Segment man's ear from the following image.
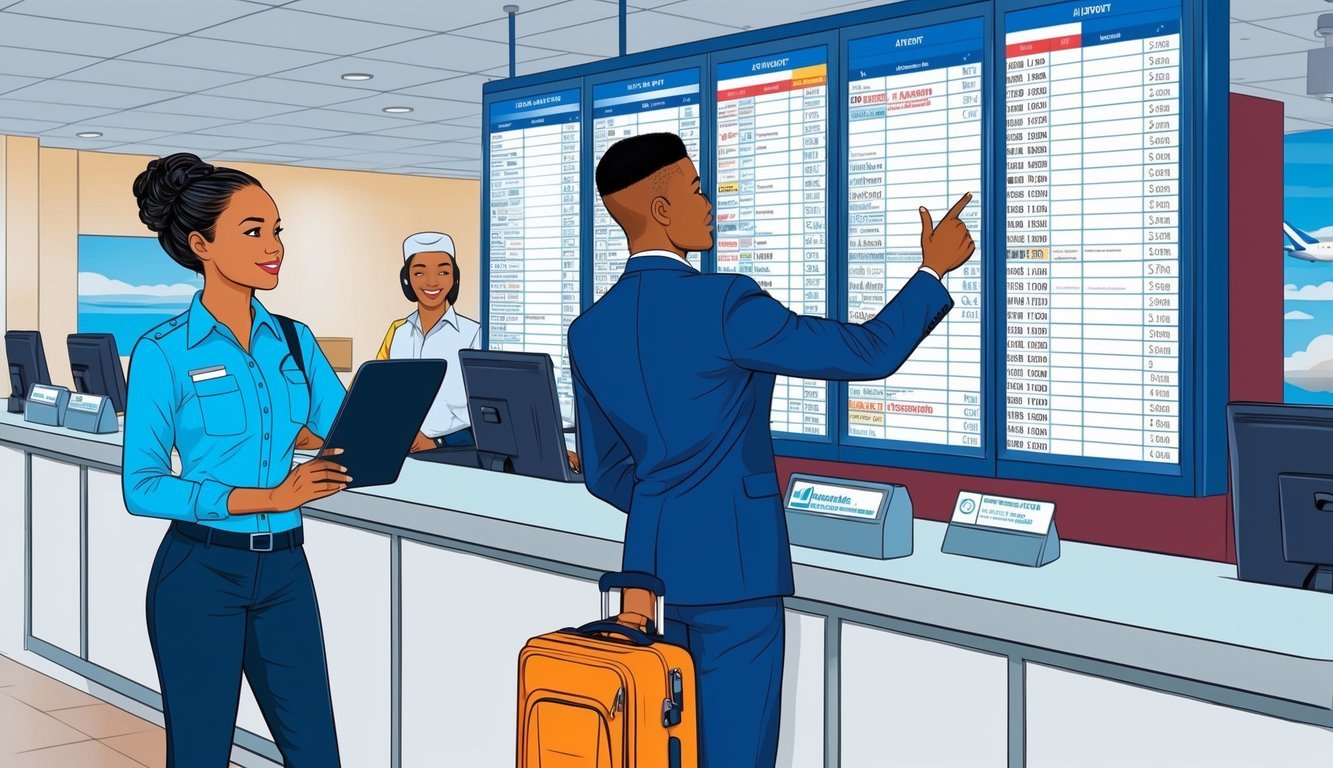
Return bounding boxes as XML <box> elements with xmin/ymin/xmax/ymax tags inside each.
<box><xmin>650</xmin><ymin>196</ymin><xmax>670</xmax><ymax>228</ymax></box>
<box><xmin>188</xmin><ymin>232</ymin><xmax>211</xmax><ymax>262</ymax></box>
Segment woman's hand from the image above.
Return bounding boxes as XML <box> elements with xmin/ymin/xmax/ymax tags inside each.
<box><xmin>410</xmin><ymin>431</ymin><xmax>436</xmax><ymax>453</ymax></box>
<box><xmin>267</xmin><ymin>448</ymin><xmax>351</xmax><ymax>509</ymax></box>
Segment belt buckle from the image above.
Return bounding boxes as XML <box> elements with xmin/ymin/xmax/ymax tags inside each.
<box><xmin>249</xmin><ymin>532</ymin><xmax>274</xmax><ymax>552</ymax></box>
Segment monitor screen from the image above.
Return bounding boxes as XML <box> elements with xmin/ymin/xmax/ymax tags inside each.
<box><xmin>4</xmin><ymin>330</ymin><xmax>52</xmax><ymax>403</ymax></box>
<box><xmin>459</xmin><ymin>349</ymin><xmax>576</xmax><ymax>483</ymax></box>
<box><xmin>67</xmin><ymin>333</ymin><xmax>127</xmax><ymax>414</ymax></box>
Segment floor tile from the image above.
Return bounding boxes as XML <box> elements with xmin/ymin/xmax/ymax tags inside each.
<box><xmin>99</xmin><ymin>729</ymin><xmax>164</xmax><ymax>768</ymax></box>
<box><xmin>9</xmin><ymin>738</ymin><xmax>146</xmax><ymax>768</ymax></box>
<box><xmin>0</xmin><ymin>692</ymin><xmax>95</xmax><ymax>754</ymax></box>
<box><xmin>1</xmin><ymin>666</ymin><xmax>101</xmax><ymax>712</ymax></box>
<box><xmin>50</xmin><ymin>701</ymin><xmax>158</xmax><ymax>739</ymax></box>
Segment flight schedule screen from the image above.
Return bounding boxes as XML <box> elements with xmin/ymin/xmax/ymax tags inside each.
<box><xmin>592</xmin><ymin>69</ymin><xmax>702</xmax><ymax>301</ymax></box>
<box><xmin>715</xmin><ymin>46</ymin><xmax>830</xmax><ymax>439</ymax></box>
<box><xmin>845</xmin><ymin>18</ymin><xmax>985</xmax><ymax>454</ymax></box>
<box><xmin>487</xmin><ymin>89</ymin><xmax>581</xmax><ymax>417</ymax></box>
<box><xmin>1003</xmin><ymin>0</ymin><xmax>1181</xmax><ymax>466</ymax></box>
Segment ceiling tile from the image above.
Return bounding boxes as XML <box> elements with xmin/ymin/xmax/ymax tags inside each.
<box><xmin>517</xmin><ymin>52</ymin><xmax>604</xmax><ymax>76</ymax></box>
<box><xmin>286</xmin><ymin>0</ymin><xmax>564</xmax><ymax>34</ymax></box>
<box><xmin>396</xmin><ymin>73</ymin><xmax>492</xmax><ymax>102</ymax></box>
<box><xmin>5</xmin><ymin>0</ymin><xmax>260</xmax><ymax>34</ymax></box>
<box><xmin>1231</xmin><ymin>1</ymin><xmax>1333</xmax><ymax>22</ymax></box>
<box><xmin>5</xmin><ymin>80</ymin><xmax>178</xmax><ymax>109</ymax></box>
<box><xmin>259</xmin><ymin>107</ymin><xmax>416</xmax><ymax>132</ymax></box>
<box><xmin>288</xmin><ymin>157</ymin><xmax>389</xmax><ymax>170</ymax></box>
<box><xmin>142</xmin><ymin>94</ymin><xmax>301</xmax><ymax>120</ymax></box>
<box><xmin>415</xmin><ymin>158</ymin><xmax>482</xmax><ymax>170</ymax></box>
<box><xmin>1250</xmin><ymin>12</ymin><xmax>1332</xmax><ymax>41</ymax></box>
<box><xmin>1230</xmin><ymin>21</ymin><xmax>1311</xmax><ymax>60</ymax></box>
<box><xmin>384</xmin><ymin>139</ymin><xmax>480</xmax><ymax>158</ymax></box>
<box><xmin>524</xmin><ymin>17</ymin><xmax>619</xmax><ymax>57</ymax></box>
<box><xmin>0</xmin><ymin>74</ymin><xmax>36</xmax><ymax>95</ymax></box>
<box><xmin>367</xmin><ymin>121</ymin><xmax>478</xmax><ymax>141</ymax></box>
<box><xmin>91</xmin><ymin>111</ymin><xmax>238</xmax><ymax>132</ymax></box>
<box><xmin>124</xmin><ymin>37</ymin><xmax>332</xmax><ymax>76</ymax></box>
<box><xmin>375</xmin><ymin>166</ymin><xmax>447</xmax><ymax>176</ymax></box>
<box><xmin>38</xmin><ymin>136</ymin><xmax>125</xmax><ymax>150</ymax></box>
<box><xmin>336</xmin><ymin>149</ymin><xmax>452</xmax><ymax>166</ymax></box>
<box><xmin>98</xmin><ymin>142</ymin><xmax>187</xmax><ymax>158</ymax></box>
<box><xmin>1241</xmin><ymin>76</ymin><xmax>1311</xmax><ymax>95</ymax></box>
<box><xmin>458</xmin><ymin>1</ymin><xmax>620</xmax><ymax>45</ymax></box>
<box><xmin>62</xmin><ymin>60</ymin><xmax>252</xmax><ymax>93</ymax></box>
<box><xmin>206</xmin><ymin>151</ymin><xmax>306</xmax><ymax>164</ymax></box>
<box><xmin>303</xmin><ymin>134</ymin><xmax>433</xmax><ymax>151</ymax></box>
<box><xmin>360</xmin><ymin>33</ymin><xmax>563</xmax><ymax>69</ymax></box>
<box><xmin>626</xmin><ymin>9</ymin><xmax>733</xmax><ymax>52</ymax></box>
<box><xmin>1230</xmin><ymin>51</ymin><xmax>1309</xmax><ymax>81</ymax></box>
<box><xmin>637</xmin><ymin>0</ymin><xmax>799</xmax><ymax>30</ymax></box>
<box><xmin>0</xmin><ymin>97</ymin><xmax>116</xmax><ymax>123</ymax></box>
<box><xmin>0</xmin><ymin>11</ymin><xmax>171</xmax><ymax>57</ymax></box>
<box><xmin>0</xmin><ymin>46</ymin><xmax>100</xmax><ymax>78</ymax></box>
<box><xmin>1286</xmin><ymin>116</ymin><xmax>1332</xmax><ymax>133</ymax></box>
<box><xmin>0</xmin><ymin>115</ymin><xmax>63</xmax><ymax>134</ymax></box>
<box><xmin>196</xmin><ymin>8</ymin><xmax>429</xmax><ymax>55</ymax></box>
<box><xmin>275</xmin><ymin>56</ymin><xmax>465</xmax><ymax>91</ymax></box>
<box><xmin>203</xmin><ymin>77</ymin><xmax>370</xmax><ymax>108</ymax></box>
<box><xmin>326</xmin><ymin>93</ymin><xmax>478</xmax><ymax>122</ymax></box>
<box><xmin>151</xmin><ymin>133</ymin><xmax>268</xmax><ymax>152</ymax></box>
<box><xmin>199</xmin><ymin>122</ymin><xmax>346</xmax><ymax>142</ymax></box>
<box><xmin>224</xmin><ymin>141</ymin><xmax>343</xmax><ymax>158</ymax></box>
<box><xmin>52</xmin><ymin>124</ymin><xmax>174</xmax><ymax>143</ymax></box>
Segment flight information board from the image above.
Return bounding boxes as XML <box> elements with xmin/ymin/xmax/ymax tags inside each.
<box><xmin>845</xmin><ymin>18</ymin><xmax>985</xmax><ymax>453</ymax></box>
<box><xmin>487</xmin><ymin>89</ymin><xmax>582</xmax><ymax>417</ymax></box>
<box><xmin>592</xmin><ymin>69</ymin><xmax>703</xmax><ymax>300</ymax></box>
<box><xmin>715</xmin><ymin>46</ymin><xmax>831</xmax><ymax>439</ymax></box>
<box><xmin>1002</xmin><ymin>0</ymin><xmax>1181</xmax><ymax>466</ymax></box>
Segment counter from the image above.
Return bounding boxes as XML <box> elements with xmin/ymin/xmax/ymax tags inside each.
<box><xmin>2</xmin><ymin>411</ymin><xmax>1331</xmax><ymax>767</ymax></box>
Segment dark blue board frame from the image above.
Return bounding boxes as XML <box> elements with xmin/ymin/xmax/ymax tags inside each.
<box><xmin>480</xmin><ymin>0</ymin><xmax>1228</xmax><ymax>497</ymax></box>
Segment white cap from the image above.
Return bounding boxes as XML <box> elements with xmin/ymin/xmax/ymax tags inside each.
<box><xmin>403</xmin><ymin>231</ymin><xmax>455</xmax><ymax>262</ymax></box>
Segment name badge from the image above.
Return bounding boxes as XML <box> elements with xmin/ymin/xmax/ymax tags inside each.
<box><xmin>189</xmin><ymin>365</ymin><xmax>227</xmax><ymax>382</ymax></box>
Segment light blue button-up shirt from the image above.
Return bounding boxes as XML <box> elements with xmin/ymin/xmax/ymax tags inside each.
<box><xmin>121</xmin><ymin>292</ymin><xmax>345</xmax><ymax>533</ymax></box>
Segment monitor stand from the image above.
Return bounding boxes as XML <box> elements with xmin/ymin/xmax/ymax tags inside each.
<box><xmin>1311</xmin><ymin>566</ymin><xmax>1333</xmax><ymax>593</ymax></box>
<box><xmin>6</xmin><ymin>396</ymin><xmax>22</xmax><ymax>414</ymax></box>
<box><xmin>480</xmin><ymin>452</ymin><xmax>513</xmax><ymax>473</ymax></box>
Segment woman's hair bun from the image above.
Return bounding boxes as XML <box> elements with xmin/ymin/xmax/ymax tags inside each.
<box><xmin>132</xmin><ymin>153</ymin><xmax>215</xmax><ymax>233</ymax></box>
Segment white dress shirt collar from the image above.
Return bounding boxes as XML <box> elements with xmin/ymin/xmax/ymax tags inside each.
<box><xmin>629</xmin><ymin>249</ymin><xmax>696</xmax><ymax>270</ymax></box>
<box><xmin>406</xmin><ymin>306</ymin><xmax>459</xmax><ymax>335</ymax></box>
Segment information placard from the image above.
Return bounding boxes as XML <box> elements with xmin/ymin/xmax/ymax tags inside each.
<box><xmin>715</xmin><ymin>46</ymin><xmax>831</xmax><ymax>439</ymax></box>
<box><xmin>488</xmin><ymin>89</ymin><xmax>582</xmax><ymax>418</ymax></box>
<box><xmin>845</xmin><ymin>18</ymin><xmax>985</xmax><ymax>453</ymax></box>
<box><xmin>1002</xmin><ymin>0</ymin><xmax>1182</xmax><ymax>467</ymax></box>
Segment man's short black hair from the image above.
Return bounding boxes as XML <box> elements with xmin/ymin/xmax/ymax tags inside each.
<box><xmin>595</xmin><ymin>132</ymin><xmax>689</xmax><ymax>196</ymax></box>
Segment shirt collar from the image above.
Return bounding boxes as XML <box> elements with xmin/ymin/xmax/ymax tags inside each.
<box><xmin>629</xmin><ymin>249</ymin><xmax>695</xmax><ymax>269</ymax></box>
<box><xmin>185</xmin><ymin>291</ymin><xmax>279</xmax><ymax>349</ymax></box>
<box><xmin>406</xmin><ymin>306</ymin><xmax>459</xmax><ymax>334</ymax></box>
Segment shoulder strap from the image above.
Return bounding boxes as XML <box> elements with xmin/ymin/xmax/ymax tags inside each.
<box><xmin>274</xmin><ymin>314</ymin><xmax>311</xmax><ymax>395</ymax></box>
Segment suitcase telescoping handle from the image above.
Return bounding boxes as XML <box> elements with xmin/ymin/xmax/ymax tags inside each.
<box><xmin>599</xmin><ymin>571</ymin><xmax>666</xmax><ymax>637</ymax></box>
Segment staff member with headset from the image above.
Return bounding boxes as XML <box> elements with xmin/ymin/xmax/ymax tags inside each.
<box><xmin>376</xmin><ymin>231</ymin><xmax>482</xmax><ymax>451</ymax></box>
<box><xmin>122</xmin><ymin>152</ymin><xmax>350</xmax><ymax>767</ymax></box>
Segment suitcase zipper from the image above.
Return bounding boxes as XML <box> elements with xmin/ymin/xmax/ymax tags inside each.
<box><xmin>612</xmin><ymin>686</ymin><xmax>625</xmax><ymax>718</ymax></box>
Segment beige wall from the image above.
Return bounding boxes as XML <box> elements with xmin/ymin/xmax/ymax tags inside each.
<box><xmin>2</xmin><ymin>139</ymin><xmax>480</xmax><ymax>390</ymax></box>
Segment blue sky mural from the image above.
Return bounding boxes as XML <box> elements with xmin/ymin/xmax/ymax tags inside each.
<box><xmin>1284</xmin><ymin>129</ymin><xmax>1333</xmax><ymax>405</ymax></box>
<box><xmin>77</xmin><ymin>235</ymin><xmax>201</xmax><ymax>356</ymax></box>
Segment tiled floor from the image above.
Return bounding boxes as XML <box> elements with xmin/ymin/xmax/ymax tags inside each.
<box><xmin>0</xmin><ymin>654</ymin><xmax>243</xmax><ymax>767</ymax></box>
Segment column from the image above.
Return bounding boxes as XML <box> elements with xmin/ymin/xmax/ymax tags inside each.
<box><xmin>1048</xmin><ymin>34</ymin><xmax>1084</xmax><ymax>457</ymax></box>
<box><xmin>1080</xmin><ymin>35</ymin><xmax>1146</xmax><ymax>461</ymax></box>
<box><xmin>948</xmin><ymin>57</ymin><xmax>983</xmax><ymax>450</ymax></box>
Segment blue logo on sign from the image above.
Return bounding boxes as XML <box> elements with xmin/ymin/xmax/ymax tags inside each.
<box><xmin>960</xmin><ymin>498</ymin><xmax>976</xmax><ymax>516</ymax></box>
<box><xmin>790</xmin><ymin>486</ymin><xmax>814</xmax><ymax>510</ymax></box>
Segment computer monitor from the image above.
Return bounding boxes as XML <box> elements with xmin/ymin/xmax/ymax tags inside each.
<box><xmin>1227</xmin><ymin>402</ymin><xmax>1333</xmax><ymax>591</ymax></box>
<box><xmin>67</xmin><ymin>333</ymin><xmax>128</xmax><ymax>414</ymax></box>
<box><xmin>4</xmin><ymin>330</ymin><xmax>52</xmax><ymax>414</ymax></box>
<box><xmin>459</xmin><ymin>349</ymin><xmax>580</xmax><ymax>483</ymax></box>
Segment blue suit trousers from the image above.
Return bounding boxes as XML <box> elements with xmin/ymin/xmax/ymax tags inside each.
<box><xmin>664</xmin><ymin>597</ymin><xmax>786</xmax><ymax>768</ymax></box>
<box><xmin>145</xmin><ymin>529</ymin><xmax>340</xmax><ymax>767</ymax></box>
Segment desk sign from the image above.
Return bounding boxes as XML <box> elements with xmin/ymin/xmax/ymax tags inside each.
<box><xmin>941</xmin><ymin>491</ymin><xmax>1060</xmax><ymax>567</ymax></box>
<box><xmin>23</xmin><ymin>384</ymin><xmax>70</xmax><ymax>427</ymax></box>
<box><xmin>784</xmin><ymin>473</ymin><xmax>912</xmax><ymax>559</ymax></box>
<box><xmin>64</xmin><ymin>392</ymin><xmax>118</xmax><ymax>434</ymax></box>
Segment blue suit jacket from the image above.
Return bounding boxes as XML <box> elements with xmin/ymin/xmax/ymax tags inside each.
<box><xmin>569</xmin><ymin>256</ymin><xmax>953</xmax><ymax>605</ymax></box>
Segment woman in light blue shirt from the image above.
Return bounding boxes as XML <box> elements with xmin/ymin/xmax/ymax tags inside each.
<box><xmin>122</xmin><ymin>153</ymin><xmax>350</xmax><ymax>767</ymax></box>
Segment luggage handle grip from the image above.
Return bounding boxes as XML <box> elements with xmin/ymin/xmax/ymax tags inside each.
<box><xmin>599</xmin><ymin>571</ymin><xmax>666</xmax><ymax>636</ymax></box>
<box><xmin>565</xmin><ymin>620</ymin><xmax>655</xmax><ymax>647</ymax></box>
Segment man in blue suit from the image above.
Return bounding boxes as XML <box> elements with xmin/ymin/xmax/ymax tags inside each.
<box><xmin>569</xmin><ymin>132</ymin><xmax>975</xmax><ymax>767</ymax></box>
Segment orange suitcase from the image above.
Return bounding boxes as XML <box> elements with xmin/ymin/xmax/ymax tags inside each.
<box><xmin>517</xmin><ymin>572</ymin><xmax>698</xmax><ymax>768</ymax></box>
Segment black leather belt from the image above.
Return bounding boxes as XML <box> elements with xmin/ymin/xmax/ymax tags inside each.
<box><xmin>171</xmin><ymin>520</ymin><xmax>303</xmax><ymax>552</ymax></box>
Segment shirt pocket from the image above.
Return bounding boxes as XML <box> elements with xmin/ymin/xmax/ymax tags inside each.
<box><xmin>193</xmin><ymin>375</ymin><xmax>247</xmax><ymax>436</ymax></box>
<box><xmin>281</xmin><ymin>361</ymin><xmax>310</xmax><ymax>427</ymax></box>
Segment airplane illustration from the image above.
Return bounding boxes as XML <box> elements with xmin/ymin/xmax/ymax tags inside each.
<box><xmin>1284</xmin><ymin>221</ymin><xmax>1333</xmax><ymax>262</ymax></box>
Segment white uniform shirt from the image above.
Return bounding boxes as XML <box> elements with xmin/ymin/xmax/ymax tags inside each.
<box><xmin>379</xmin><ymin>307</ymin><xmax>481</xmax><ymax>438</ymax></box>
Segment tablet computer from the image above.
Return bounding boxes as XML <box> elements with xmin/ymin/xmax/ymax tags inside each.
<box><xmin>318</xmin><ymin>359</ymin><xmax>447</xmax><ymax>489</ymax></box>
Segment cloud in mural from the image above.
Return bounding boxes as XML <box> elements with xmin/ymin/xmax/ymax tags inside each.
<box><xmin>78</xmin><ymin>272</ymin><xmax>197</xmax><ymax>300</ymax></box>
<box><xmin>1285</xmin><ymin>335</ymin><xmax>1333</xmax><ymax>392</ymax></box>
<box><xmin>1284</xmin><ymin>282</ymin><xmax>1333</xmax><ymax>301</ymax></box>
<box><xmin>1309</xmin><ymin>225</ymin><xmax>1333</xmax><ymax>240</ymax></box>
<box><xmin>1286</xmin><ymin>185</ymin><xmax>1333</xmax><ymax>199</ymax></box>
<box><xmin>1286</xmin><ymin>310</ymin><xmax>1314</xmax><ymax>320</ymax></box>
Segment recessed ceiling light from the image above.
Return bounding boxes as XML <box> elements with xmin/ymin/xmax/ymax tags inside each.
<box><xmin>383</xmin><ymin>106</ymin><xmax>413</xmax><ymax>113</ymax></box>
<box><xmin>76</xmin><ymin>131</ymin><xmax>102</xmax><ymax>138</ymax></box>
<box><xmin>342</xmin><ymin>73</ymin><xmax>373</xmax><ymax>81</ymax></box>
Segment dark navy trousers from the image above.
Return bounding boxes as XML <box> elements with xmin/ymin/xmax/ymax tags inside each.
<box><xmin>145</xmin><ymin>528</ymin><xmax>340</xmax><ymax>767</ymax></box>
<box><xmin>663</xmin><ymin>597</ymin><xmax>785</xmax><ymax>768</ymax></box>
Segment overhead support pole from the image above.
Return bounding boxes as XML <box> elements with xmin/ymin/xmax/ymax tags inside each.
<box><xmin>619</xmin><ymin>0</ymin><xmax>627</xmax><ymax>56</ymax></box>
<box><xmin>505</xmin><ymin>5</ymin><xmax>519</xmax><ymax>78</ymax></box>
